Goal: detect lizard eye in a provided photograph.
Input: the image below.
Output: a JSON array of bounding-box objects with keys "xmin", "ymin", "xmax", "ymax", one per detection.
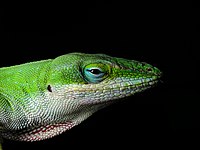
[
  {"xmin": 87, "ymin": 68, "xmax": 104, "ymax": 75},
  {"xmin": 83, "ymin": 64, "xmax": 109, "ymax": 83}
]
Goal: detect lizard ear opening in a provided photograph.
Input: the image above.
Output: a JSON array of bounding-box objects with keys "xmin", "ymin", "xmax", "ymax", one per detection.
[{"xmin": 47, "ymin": 85, "xmax": 52, "ymax": 92}]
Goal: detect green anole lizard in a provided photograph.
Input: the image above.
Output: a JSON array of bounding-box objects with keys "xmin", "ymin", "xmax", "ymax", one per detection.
[{"xmin": 0, "ymin": 53, "xmax": 162, "ymax": 149}]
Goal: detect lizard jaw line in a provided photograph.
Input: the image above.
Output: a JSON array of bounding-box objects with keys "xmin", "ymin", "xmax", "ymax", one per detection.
[{"xmin": 78, "ymin": 77, "xmax": 160, "ymax": 105}]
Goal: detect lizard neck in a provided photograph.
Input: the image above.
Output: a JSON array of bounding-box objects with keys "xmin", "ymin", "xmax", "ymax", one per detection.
[{"xmin": 0, "ymin": 59, "xmax": 52, "ymax": 130}]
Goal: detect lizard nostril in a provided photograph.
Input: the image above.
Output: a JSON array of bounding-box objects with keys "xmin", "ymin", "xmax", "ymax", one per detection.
[{"xmin": 147, "ymin": 68, "xmax": 152, "ymax": 72}]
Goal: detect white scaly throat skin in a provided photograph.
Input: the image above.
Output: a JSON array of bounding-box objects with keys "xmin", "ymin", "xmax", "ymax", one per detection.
[{"xmin": 1, "ymin": 76, "xmax": 158, "ymax": 141}]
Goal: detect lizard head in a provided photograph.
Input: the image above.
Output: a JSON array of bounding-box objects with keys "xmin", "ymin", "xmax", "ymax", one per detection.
[
  {"xmin": 1, "ymin": 53, "xmax": 162, "ymax": 142},
  {"xmin": 48, "ymin": 53, "xmax": 162, "ymax": 104}
]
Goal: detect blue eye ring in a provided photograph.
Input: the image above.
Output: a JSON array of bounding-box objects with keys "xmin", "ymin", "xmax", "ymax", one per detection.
[{"xmin": 83, "ymin": 64, "xmax": 109, "ymax": 83}]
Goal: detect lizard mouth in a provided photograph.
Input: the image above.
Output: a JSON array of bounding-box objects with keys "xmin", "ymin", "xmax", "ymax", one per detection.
[
  {"xmin": 113, "ymin": 77, "xmax": 160, "ymax": 98},
  {"xmin": 131, "ymin": 77, "xmax": 160, "ymax": 91},
  {"xmin": 2, "ymin": 121, "xmax": 75, "ymax": 141},
  {"xmin": 79, "ymin": 76, "xmax": 160, "ymax": 105}
]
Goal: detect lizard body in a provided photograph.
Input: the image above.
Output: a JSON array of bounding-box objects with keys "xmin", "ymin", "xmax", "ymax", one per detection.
[{"xmin": 0, "ymin": 53, "xmax": 161, "ymax": 149}]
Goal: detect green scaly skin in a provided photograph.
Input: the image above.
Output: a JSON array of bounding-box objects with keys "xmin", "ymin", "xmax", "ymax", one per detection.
[{"xmin": 0, "ymin": 53, "xmax": 162, "ymax": 149}]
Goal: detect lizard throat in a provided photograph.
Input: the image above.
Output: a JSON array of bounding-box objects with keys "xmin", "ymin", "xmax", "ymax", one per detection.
[{"xmin": 2, "ymin": 122, "xmax": 75, "ymax": 141}]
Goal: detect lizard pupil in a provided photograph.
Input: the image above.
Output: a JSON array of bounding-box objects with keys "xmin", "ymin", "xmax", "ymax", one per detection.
[{"xmin": 88, "ymin": 69, "xmax": 102, "ymax": 75}]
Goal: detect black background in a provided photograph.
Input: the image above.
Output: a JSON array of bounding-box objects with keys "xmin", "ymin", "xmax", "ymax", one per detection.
[{"xmin": 0, "ymin": 1, "xmax": 198, "ymax": 149}]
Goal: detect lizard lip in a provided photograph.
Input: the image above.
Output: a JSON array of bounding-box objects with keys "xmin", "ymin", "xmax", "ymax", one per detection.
[
  {"xmin": 79, "ymin": 76, "xmax": 160, "ymax": 105},
  {"xmin": 129, "ymin": 77, "xmax": 160, "ymax": 90}
]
